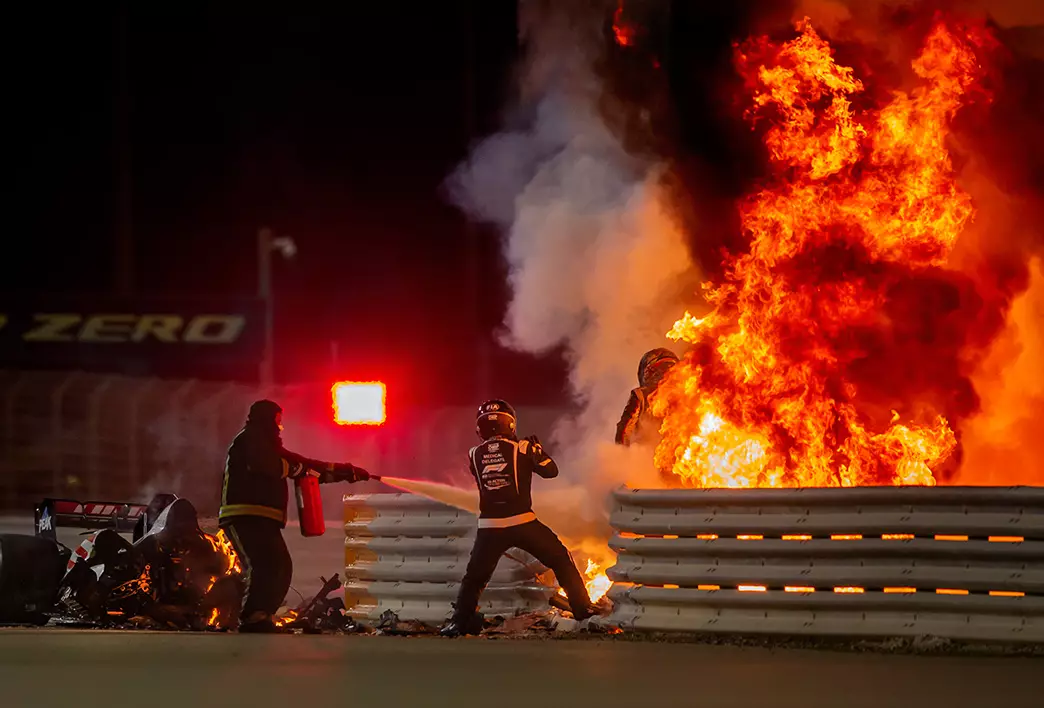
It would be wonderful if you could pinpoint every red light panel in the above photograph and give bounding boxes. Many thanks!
[332,381,386,426]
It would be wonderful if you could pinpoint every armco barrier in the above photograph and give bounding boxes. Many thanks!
[343,493,556,624]
[602,486,1044,643]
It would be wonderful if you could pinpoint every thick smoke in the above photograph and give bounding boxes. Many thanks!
[448,0,695,535]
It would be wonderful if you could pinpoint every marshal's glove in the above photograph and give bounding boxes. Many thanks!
[523,435,544,455]
[331,463,369,483]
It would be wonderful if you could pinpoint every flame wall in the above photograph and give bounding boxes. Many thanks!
[448,0,1044,532]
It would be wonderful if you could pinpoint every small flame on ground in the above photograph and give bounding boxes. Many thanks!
[583,559,613,603]
[275,610,299,627]
[557,558,614,604]
[111,563,152,599]
[205,529,242,576]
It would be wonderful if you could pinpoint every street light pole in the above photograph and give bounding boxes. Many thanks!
[257,227,298,390]
[258,227,274,389]
[464,0,491,398]
[113,3,133,296]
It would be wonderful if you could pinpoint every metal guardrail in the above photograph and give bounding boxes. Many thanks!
[343,493,556,625]
[602,486,1044,643]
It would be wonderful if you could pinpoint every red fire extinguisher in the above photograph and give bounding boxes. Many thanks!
[294,473,326,537]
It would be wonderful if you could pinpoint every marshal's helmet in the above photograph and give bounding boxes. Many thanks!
[475,399,517,440]
[638,348,679,388]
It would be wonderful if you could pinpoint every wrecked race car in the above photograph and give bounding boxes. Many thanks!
[0,493,243,629]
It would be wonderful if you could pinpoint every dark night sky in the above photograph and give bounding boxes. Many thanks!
[5,2,546,402]
[4,1,813,405]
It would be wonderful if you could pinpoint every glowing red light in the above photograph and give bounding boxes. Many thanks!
[332,381,386,426]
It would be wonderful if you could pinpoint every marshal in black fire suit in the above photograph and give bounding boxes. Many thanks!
[440,399,594,637]
[614,347,680,446]
[219,399,369,633]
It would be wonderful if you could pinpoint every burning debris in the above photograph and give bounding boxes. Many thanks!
[273,574,362,633]
[51,499,247,630]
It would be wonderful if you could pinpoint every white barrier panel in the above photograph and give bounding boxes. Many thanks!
[603,486,1044,643]
[343,493,555,624]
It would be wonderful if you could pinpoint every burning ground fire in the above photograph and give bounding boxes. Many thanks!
[203,529,242,628]
[556,558,614,605]
[205,529,242,576]
[648,15,1002,489]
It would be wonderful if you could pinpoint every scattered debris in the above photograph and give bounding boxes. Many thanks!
[275,574,363,634]
[373,610,440,636]
[483,611,553,635]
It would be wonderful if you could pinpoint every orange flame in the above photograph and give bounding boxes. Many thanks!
[205,529,242,576]
[612,1,636,47]
[649,17,998,489]
[557,556,614,605]
[582,559,613,603]
[275,609,299,627]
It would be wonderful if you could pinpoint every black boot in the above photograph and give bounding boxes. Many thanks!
[238,612,291,634]
[439,620,465,638]
[439,612,483,638]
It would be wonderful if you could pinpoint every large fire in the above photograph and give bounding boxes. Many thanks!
[649,16,1000,488]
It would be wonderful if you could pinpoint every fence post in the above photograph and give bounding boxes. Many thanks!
[2,373,29,509]
[50,372,81,496]
[167,380,198,480]
[3,373,28,466]
[86,376,115,499]
[210,383,238,461]
[128,378,159,497]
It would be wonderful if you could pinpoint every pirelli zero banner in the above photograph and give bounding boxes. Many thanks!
[0,297,264,380]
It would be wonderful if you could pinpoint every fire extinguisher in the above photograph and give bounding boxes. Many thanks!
[294,473,326,537]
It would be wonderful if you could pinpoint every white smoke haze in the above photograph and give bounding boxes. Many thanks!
[448,0,695,536]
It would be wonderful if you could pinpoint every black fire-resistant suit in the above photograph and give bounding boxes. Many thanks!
[218,399,368,631]
[446,435,593,633]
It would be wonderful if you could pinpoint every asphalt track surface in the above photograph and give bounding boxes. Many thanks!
[0,630,1040,708]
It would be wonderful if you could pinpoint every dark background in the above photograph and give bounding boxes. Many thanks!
[5,2,540,405]
[2,0,775,404]
[12,2,1033,406]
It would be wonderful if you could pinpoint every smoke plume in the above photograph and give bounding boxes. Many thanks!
[448,0,695,534]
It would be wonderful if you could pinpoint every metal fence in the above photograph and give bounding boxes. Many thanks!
[343,493,556,624]
[0,370,566,514]
[601,486,1044,643]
